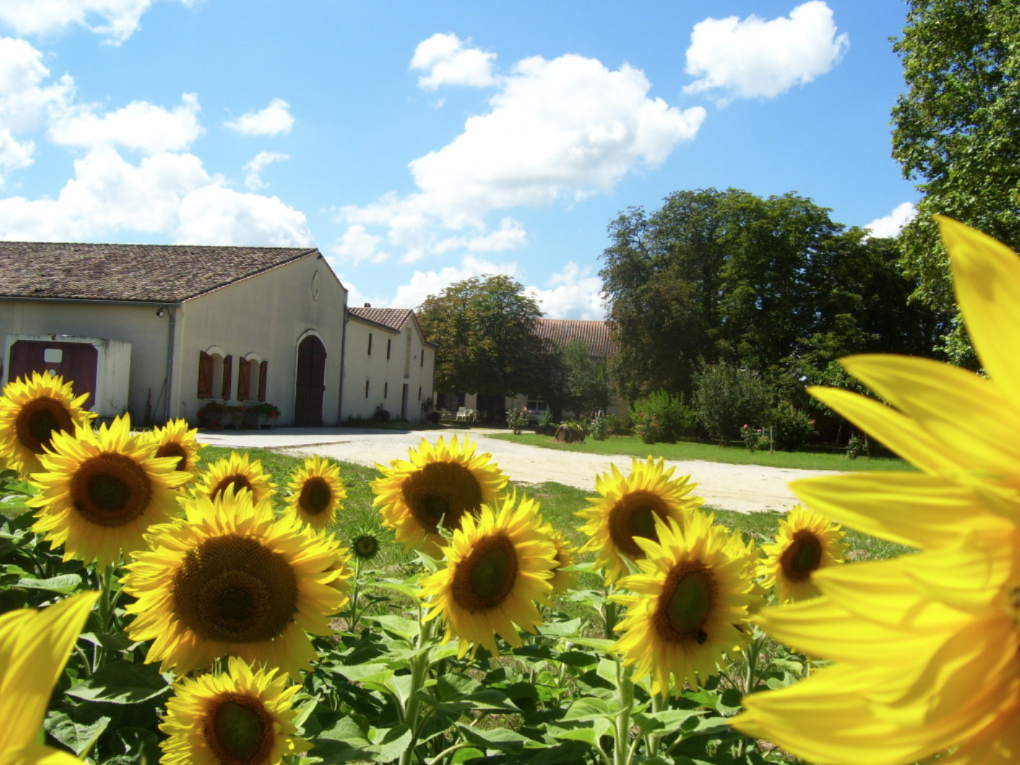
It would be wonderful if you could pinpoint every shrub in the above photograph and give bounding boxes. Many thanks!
[632,410,662,444]
[505,406,528,435]
[763,402,816,451]
[588,411,611,441]
[630,390,697,443]
[693,362,769,442]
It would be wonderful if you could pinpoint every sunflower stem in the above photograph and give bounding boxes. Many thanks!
[645,692,668,756]
[399,608,435,765]
[348,556,364,632]
[612,656,635,765]
[95,563,116,669]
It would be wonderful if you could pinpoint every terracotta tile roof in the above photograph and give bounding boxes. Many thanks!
[535,319,617,359]
[0,241,319,303]
[348,306,413,332]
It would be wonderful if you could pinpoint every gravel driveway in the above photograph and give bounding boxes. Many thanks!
[197,426,838,515]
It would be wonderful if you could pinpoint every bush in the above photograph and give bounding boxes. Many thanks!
[588,411,611,441]
[763,402,815,451]
[631,410,662,444]
[693,362,769,442]
[506,406,528,435]
[630,390,697,443]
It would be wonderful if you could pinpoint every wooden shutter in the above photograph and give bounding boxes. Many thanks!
[197,351,213,399]
[221,355,233,399]
[237,358,251,400]
[258,360,268,402]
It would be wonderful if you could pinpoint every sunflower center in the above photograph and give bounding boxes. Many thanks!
[155,442,189,472]
[655,561,717,644]
[298,477,332,515]
[354,534,379,559]
[173,535,299,643]
[212,475,255,501]
[608,490,671,558]
[204,693,273,765]
[779,530,823,582]
[451,533,518,612]
[15,396,74,454]
[401,461,483,534]
[70,453,153,527]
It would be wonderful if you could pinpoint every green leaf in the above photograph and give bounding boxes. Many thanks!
[109,726,161,764]
[44,706,112,756]
[454,723,542,753]
[367,581,420,600]
[66,660,171,705]
[595,657,618,686]
[537,617,583,637]
[451,747,485,763]
[631,708,705,735]
[561,697,614,721]
[361,614,419,641]
[16,574,82,594]
[333,662,393,684]
[555,650,598,668]
[566,636,615,652]
[369,725,414,762]
[420,687,520,714]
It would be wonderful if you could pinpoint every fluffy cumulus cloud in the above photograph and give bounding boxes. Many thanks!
[865,201,917,238]
[49,93,203,154]
[0,0,196,45]
[525,261,606,320]
[243,150,290,191]
[224,98,295,136]
[384,256,522,310]
[411,33,498,90]
[684,1,848,103]
[175,186,312,246]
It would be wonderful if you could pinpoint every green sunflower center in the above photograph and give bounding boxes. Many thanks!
[655,561,717,644]
[353,534,379,559]
[401,461,483,534]
[452,533,518,612]
[70,453,153,527]
[298,476,332,516]
[173,535,299,643]
[212,475,255,501]
[608,490,672,558]
[779,530,823,581]
[15,396,74,454]
[155,441,189,472]
[204,692,273,765]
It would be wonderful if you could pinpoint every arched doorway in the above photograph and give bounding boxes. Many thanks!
[294,335,326,426]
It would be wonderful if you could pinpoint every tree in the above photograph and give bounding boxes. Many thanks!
[559,339,611,419]
[417,275,551,397]
[891,0,1020,361]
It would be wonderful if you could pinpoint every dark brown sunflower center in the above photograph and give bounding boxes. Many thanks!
[779,530,823,581]
[173,535,299,643]
[204,692,274,765]
[212,475,255,501]
[451,533,518,612]
[70,453,153,527]
[298,476,332,515]
[654,561,716,644]
[608,490,671,558]
[401,461,483,534]
[15,396,74,454]
[353,534,379,559]
[155,442,189,472]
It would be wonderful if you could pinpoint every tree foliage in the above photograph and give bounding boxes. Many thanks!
[559,339,611,419]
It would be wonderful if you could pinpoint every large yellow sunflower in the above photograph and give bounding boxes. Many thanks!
[576,457,703,583]
[0,371,94,478]
[29,414,191,567]
[0,590,98,765]
[419,491,557,659]
[758,504,847,603]
[372,435,508,553]
[192,452,276,504]
[610,510,760,695]
[160,656,311,765]
[149,418,205,476]
[730,217,1020,764]
[285,455,346,529]
[121,488,350,679]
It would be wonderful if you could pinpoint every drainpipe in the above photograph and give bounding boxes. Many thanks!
[336,305,349,425]
[163,305,177,423]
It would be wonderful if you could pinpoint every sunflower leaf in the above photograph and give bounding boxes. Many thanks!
[362,614,419,641]
[454,723,543,752]
[44,705,112,756]
[631,708,706,734]
[15,574,82,594]
[561,697,614,720]
[65,660,172,705]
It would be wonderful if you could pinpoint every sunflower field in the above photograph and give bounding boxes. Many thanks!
[1,215,1018,765]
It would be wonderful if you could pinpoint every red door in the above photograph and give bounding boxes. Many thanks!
[294,336,326,426]
[8,340,99,409]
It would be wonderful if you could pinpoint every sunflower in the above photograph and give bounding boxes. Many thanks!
[149,418,205,476]
[0,371,94,478]
[372,435,508,553]
[193,452,276,504]
[540,523,577,595]
[419,491,557,659]
[285,455,346,529]
[576,457,703,583]
[610,510,760,695]
[0,590,98,765]
[121,488,350,679]
[160,656,311,765]
[730,217,1020,764]
[758,505,847,603]
[29,414,191,567]
[351,531,381,561]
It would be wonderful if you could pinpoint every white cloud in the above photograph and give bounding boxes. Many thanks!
[411,33,498,90]
[525,261,606,320]
[0,0,195,45]
[243,150,289,191]
[865,201,916,238]
[224,98,295,136]
[388,256,521,310]
[329,223,387,265]
[174,186,312,246]
[684,1,849,103]
[49,93,203,153]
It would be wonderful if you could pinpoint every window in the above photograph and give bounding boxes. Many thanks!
[365,379,370,397]
[368,333,372,355]
[221,356,233,399]
[237,358,251,400]
[386,338,391,359]
[384,382,388,398]
[257,360,268,402]
[197,351,213,398]
[420,348,425,368]
[418,386,421,400]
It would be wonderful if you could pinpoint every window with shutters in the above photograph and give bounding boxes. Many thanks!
[257,360,268,402]
[237,358,251,400]
[221,355,233,400]
[197,351,213,398]
[368,333,372,355]
[386,338,391,360]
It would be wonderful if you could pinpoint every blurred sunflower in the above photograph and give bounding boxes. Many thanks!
[758,505,847,602]
[122,488,350,679]
[372,435,507,553]
[0,371,94,478]
[193,452,276,504]
[541,523,577,595]
[577,457,703,583]
[0,590,98,765]
[419,491,556,658]
[29,414,191,567]
[149,418,204,476]
[285,455,346,529]
[160,656,310,765]
[610,510,760,694]
[351,531,381,561]
[730,217,1020,764]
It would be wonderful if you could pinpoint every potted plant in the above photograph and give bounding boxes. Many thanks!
[244,402,280,429]
[197,400,229,431]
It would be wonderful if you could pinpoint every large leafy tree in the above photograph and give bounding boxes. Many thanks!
[891,0,1020,360]
[417,275,550,397]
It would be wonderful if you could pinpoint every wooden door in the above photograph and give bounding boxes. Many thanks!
[294,336,326,426]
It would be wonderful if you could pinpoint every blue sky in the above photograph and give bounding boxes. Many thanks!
[0,0,919,318]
